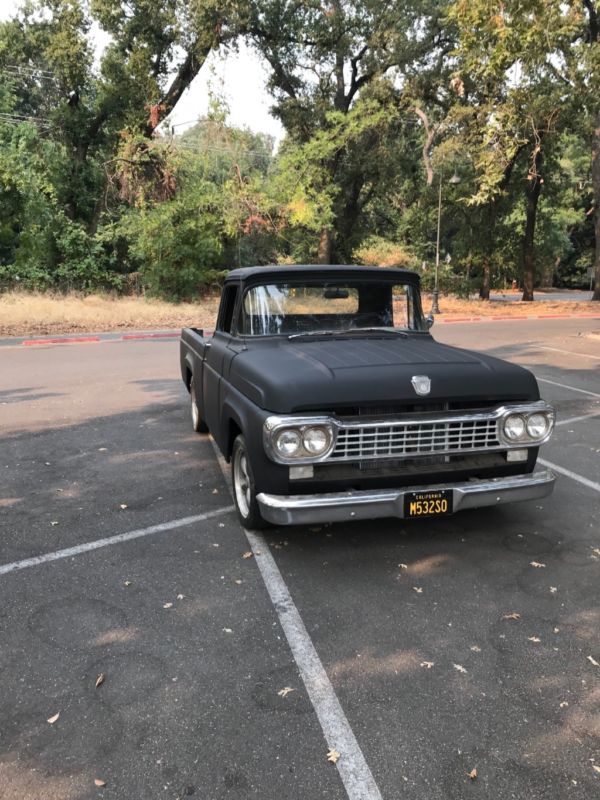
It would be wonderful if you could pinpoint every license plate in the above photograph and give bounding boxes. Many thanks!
[404,489,453,518]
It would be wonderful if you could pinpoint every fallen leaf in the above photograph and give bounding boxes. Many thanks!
[420,661,434,669]
[503,612,521,620]
[94,778,106,787]
[95,673,105,688]
[528,636,541,643]
[278,687,296,698]
[453,664,467,674]
[327,748,341,764]
[47,712,60,724]
[530,561,546,568]
[587,655,600,667]
[163,602,173,609]
[119,504,128,510]
[592,548,600,557]
[413,586,423,594]
[242,551,253,559]
[468,768,478,780]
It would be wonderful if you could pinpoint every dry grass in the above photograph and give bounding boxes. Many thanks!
[0,292,220,337]
[423,293,600,319]
[0,290,598,338]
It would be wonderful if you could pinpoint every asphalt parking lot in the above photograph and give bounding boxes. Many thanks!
[1,317,599,800]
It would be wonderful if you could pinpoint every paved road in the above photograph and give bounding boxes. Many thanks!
[1,318,599,800]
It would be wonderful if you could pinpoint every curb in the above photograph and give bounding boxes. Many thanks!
[437,313,600,325]
[4,313,600,346]
[16,330,181,347]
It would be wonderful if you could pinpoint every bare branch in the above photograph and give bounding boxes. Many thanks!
[412,106,438,186]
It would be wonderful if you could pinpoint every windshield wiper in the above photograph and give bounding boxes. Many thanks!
[336,327,409,338]
[287,330,336,340]
[288,327,408,340]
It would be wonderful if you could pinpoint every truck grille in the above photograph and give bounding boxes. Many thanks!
[330,417,500,461]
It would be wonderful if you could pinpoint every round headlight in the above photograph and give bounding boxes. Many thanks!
[527,413,549,439]
[302,426,329,455]
[504,414,526,441]
[275,429,301,456]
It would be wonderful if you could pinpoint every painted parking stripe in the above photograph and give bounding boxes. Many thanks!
[0,506,234,577]
[537,346,600,361]
[555,411,600,427]
[537,377,600,400]
[538,458,600,494]
[210,440,383,800]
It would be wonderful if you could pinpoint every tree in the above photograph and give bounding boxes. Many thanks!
[447,0,581,299]
[247,0,453,262]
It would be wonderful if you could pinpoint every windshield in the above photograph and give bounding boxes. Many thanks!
[238,280,424,337]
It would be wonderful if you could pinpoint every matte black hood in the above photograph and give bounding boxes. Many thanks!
[229,335,539,413]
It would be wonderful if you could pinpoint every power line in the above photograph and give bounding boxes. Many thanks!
[0,112,51,129]
[1,63,57,79]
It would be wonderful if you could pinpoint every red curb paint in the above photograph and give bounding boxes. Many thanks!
[121,332,180,340]
[23,336,101,346]
[491,315,528,320]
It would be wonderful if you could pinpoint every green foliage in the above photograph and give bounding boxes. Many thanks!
[0,0,598,300]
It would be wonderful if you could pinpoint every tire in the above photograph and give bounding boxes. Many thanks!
[231,434,268,529]
[190,376,209,433]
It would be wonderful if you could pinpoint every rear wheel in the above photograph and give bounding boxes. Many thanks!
[232,434,267,529]
[190,376,209,433]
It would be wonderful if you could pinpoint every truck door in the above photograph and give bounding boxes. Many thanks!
[203,282,240,432]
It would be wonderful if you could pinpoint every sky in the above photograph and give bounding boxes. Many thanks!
[168,43,284,143]
[0,0,284,142]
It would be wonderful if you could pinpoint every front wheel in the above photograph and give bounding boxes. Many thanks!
[232,435,268,529]
[190,376,209,433]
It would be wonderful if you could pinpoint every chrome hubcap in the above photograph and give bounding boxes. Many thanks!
[234,448,252,518]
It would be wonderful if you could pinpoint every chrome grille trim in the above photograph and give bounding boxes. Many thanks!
[331,418,500,461]
[262,401,555,465]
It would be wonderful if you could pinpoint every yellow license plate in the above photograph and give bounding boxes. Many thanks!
[404,490,453,518]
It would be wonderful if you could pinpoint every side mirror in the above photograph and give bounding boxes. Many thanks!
[425,315,434,329]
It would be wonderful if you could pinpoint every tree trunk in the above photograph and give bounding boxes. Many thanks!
[317,228,333,264]
[592,116,600,300]
[521,150,543,301]
[479,256,490,300]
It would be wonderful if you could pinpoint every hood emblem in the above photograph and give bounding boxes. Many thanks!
[411,375,431,396]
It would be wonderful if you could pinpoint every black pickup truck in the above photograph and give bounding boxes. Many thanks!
[180,265,555,528]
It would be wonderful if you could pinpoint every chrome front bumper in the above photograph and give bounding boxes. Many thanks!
[256,469,556,526]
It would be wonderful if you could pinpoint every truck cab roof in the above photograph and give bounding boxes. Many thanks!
[224,264,420,285]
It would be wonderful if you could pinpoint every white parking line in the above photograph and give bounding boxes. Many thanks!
[556,411,600,427]
[538,346,600,361]
[537,377,600,399]
[538,458,600,494]
[211,440,383,800]
[0,506,234,577]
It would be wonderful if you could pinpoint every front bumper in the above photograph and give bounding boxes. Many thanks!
[256,469,556,526]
